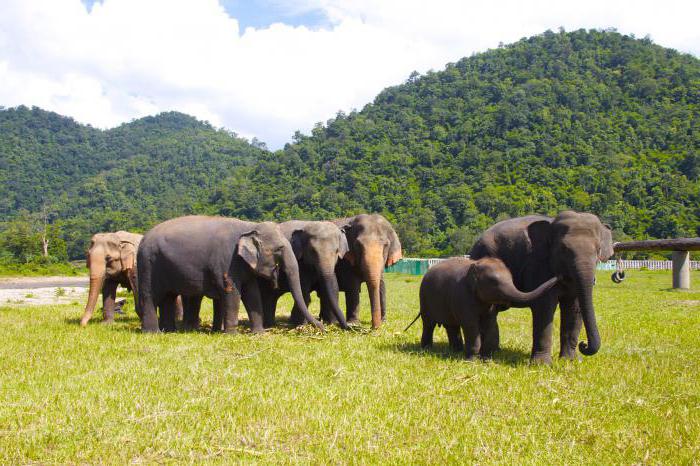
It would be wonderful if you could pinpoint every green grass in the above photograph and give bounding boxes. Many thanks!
[1,271,698,463]
[0,261,86,277]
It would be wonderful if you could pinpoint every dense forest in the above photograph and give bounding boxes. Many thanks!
[1,29,698,261]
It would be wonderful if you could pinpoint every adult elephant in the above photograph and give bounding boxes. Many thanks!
[323,214,402,329]
[137,216,324,333]
[259,220,350,329]
[80,231,142,326]
[469,211,614,363]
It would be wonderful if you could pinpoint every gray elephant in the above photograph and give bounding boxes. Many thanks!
[258,220,350,329]
[137,215,324,333]
[469,211,614,363]
[323,214,402,329]
[80,231,142,326]
[410,257,558,359]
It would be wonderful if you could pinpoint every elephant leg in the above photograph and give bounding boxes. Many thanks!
[345,282,361,324]
[421,318,436,348]
[530,296,558,364]
[319,291,339,324]
[241,280,265,334]
[479,310,500,359]
[258,280,278,328]
[460,318,481,361]
[446,325,464,352]
[212,299,225,332]
[183,295,203,330]
[174,296,184,322]
[559,296,583,360]
[380,278,387,322]
[101,280,118,324]
[221,291,241,335]
[158,294,178,332]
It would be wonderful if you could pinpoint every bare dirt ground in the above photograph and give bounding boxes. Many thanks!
[0,276,88,306]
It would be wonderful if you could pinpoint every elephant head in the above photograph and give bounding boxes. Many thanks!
[288,221,350,327]
[81,231,141,326]
[238,222,323,329]
[528,211,613,356]
[340,214,402,328]
[471,257,559,306]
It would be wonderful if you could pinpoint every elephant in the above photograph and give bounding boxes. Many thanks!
[409,257,559,359]
[321,214,402,329]
[80,231,142,326]
[137,215,324,333]
[468,211,614,363]
[258,220,350,329]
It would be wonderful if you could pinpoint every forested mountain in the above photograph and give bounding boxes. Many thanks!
[0,107,265,258]
[1,29,698,260]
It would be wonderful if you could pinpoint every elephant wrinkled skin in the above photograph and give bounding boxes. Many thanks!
[137,216,324,333]
[81,231,142,326]
[416,257,558,359]
[469,211,614,363]
[327,214,402,329]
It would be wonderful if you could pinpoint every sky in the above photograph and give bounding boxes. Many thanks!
[0,1,698,149]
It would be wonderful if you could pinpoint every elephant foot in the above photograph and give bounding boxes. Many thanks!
[250,326,266,335]
[346,318,360,326]
[101,319,115,325]
[559,350,582,362]
[530,353,553,365]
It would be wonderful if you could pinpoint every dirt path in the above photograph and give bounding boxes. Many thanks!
[0,276,88,289]
[0,276,89,306]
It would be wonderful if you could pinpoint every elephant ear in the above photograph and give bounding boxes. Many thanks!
[338,231,350,260]
[238,233,260,271]
[119,240,137,271]
[290,229,305,261]
[526,220,552,251]
[598,224,614,261]
[338,221,356,265]
[386,228,402,266]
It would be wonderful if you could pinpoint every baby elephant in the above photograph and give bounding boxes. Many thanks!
[411,257,558,359]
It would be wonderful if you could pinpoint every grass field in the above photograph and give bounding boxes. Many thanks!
[0,270,698,463]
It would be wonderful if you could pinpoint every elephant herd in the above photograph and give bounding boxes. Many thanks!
[81,213,402,334]
[81,210,614,363]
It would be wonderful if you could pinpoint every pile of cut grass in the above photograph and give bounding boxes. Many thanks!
[0,270,698,463]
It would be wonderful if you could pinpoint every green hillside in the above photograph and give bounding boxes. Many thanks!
[0,108,266,259]
[1,29,698,260]
[216,29,698,254]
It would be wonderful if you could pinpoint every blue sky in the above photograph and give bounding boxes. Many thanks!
[82,0,331,30]
[3,0,699,149]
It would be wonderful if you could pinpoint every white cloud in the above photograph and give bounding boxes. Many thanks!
[0,0,698,148]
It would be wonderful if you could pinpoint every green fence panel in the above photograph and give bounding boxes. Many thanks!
[385,259,431,275]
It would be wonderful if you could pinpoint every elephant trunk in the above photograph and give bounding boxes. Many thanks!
[361,244,384,329]
[319,270,349,329]
[573,261,601,356]
[495,276,559,305]
[282,245,325,331]
[81,253,105,327]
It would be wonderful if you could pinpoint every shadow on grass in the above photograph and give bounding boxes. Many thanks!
[63,313,334,336]
[383,341,531,366]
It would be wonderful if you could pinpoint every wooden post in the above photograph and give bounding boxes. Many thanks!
[672,251,690,289]
[614,237,699,289]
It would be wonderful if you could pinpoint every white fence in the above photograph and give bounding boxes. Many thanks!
[387,257,700,275]
[597,260,700,271]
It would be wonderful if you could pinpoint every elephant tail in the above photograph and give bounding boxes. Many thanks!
[403,312,421,332]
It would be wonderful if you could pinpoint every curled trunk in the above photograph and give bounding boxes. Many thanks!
[492,276,559,306]
[282,246,325,331]
[573,265,601,356]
